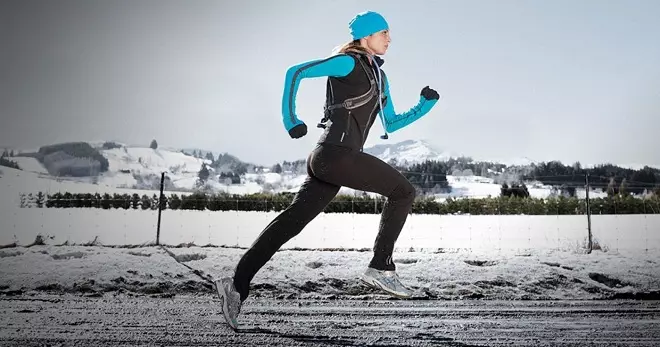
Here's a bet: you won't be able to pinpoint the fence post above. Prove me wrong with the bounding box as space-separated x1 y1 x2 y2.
156 172 165 245
585 173 592 254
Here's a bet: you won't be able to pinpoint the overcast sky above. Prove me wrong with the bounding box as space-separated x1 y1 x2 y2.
1 0 659 167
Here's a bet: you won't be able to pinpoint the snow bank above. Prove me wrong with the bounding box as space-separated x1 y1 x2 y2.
0 245 210 296
1 245 658 301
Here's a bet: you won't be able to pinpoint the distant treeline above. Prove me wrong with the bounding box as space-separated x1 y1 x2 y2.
384 158 660 196
522 162 659 195
0 156 20 170
38 142 109 175
8 142 111 177
19 191 660 215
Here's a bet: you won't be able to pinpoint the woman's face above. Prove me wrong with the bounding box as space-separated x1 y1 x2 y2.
364 29 391 55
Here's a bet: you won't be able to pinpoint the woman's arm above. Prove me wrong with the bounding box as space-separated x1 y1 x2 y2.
281 54 355 136
380 73 439 133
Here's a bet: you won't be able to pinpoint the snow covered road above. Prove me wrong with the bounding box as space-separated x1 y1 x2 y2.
2 244 660 345
1 294 659 346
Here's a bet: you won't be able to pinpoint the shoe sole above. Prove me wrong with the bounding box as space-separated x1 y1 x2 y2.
360 275 413 299
215 280 239 331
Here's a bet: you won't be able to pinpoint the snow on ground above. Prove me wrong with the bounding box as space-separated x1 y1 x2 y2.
2 166 659 251
104 147 209 175
42 146 254 194
10 157 48 175
94 146 295 195
1 244 658 301
442 175 502 198
2 163 659 302
487 156 537 167
100 146 211 190
243 172 283 185
363 139 456 165
3 206 659 253
0 245 209 295
433 175 607 200
0 166 179 208
0 159 268 203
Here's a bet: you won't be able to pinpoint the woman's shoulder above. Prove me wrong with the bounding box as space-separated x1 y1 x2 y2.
313 53 358 77
324 52 359 64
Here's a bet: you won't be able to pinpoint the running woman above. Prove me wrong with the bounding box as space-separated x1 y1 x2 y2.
215 10 440 330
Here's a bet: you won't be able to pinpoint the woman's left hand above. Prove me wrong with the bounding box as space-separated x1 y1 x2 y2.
420 86 439 100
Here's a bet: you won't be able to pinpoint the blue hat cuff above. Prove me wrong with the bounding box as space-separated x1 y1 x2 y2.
349 12 389 40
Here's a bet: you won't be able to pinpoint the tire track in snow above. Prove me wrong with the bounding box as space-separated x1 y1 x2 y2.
1 294 660 346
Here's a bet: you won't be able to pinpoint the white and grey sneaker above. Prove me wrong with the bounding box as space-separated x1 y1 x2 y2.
360 267 414 299
215 277 242 330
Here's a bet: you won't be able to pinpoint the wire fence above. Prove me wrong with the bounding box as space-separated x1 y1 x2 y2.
2 172 659 254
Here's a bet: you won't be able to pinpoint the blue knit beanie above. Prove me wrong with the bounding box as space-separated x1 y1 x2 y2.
349 11 389 40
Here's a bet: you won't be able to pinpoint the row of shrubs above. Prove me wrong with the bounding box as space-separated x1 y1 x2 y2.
19 191 660 215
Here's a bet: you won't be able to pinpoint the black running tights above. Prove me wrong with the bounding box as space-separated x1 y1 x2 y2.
232 143 416 302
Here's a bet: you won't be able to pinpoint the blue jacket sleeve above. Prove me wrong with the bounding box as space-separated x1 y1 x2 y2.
282 54 355 131
381 74 438 133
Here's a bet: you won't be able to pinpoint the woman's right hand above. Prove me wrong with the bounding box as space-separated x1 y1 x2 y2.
288 123 308 139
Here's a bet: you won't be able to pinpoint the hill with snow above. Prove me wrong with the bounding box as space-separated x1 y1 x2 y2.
101 146 213 190
1 139 617 200
363 139 457 165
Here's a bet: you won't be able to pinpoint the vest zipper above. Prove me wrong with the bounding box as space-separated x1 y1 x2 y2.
341 111 352 142
360 100 381 151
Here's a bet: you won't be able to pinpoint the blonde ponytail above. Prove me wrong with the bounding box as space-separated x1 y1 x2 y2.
331 39 369 55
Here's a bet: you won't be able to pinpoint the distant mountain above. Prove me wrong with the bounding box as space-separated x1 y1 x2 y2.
363 139 459 165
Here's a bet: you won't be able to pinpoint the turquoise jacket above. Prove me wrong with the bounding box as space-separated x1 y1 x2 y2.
281 52 438 145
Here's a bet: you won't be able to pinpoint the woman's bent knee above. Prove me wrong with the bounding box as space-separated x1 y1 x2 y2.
389 180 416 202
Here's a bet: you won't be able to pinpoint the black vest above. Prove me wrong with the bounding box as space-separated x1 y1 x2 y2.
316 51 387 151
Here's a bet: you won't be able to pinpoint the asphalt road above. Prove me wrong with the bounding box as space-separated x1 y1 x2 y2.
1 294 659 346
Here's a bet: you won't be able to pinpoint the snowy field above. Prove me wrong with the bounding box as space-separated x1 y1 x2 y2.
2 199 659 303
2 165 655 251
2 208 660 253
2 241 660 301
2 162 659 303
2 156 660 346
